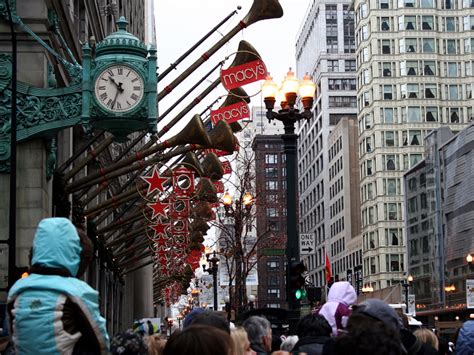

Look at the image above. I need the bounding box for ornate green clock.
[82,17,157,142]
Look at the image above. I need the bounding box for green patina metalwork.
[82,16,157,142]
[0,9,157,172]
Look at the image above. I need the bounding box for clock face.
[94,65,145,113]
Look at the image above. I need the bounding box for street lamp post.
[202,251,220,311]
[262,70,316,309]
[402,275,414,314]
[221,190,254,313]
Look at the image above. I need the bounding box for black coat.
[292,335,331,355]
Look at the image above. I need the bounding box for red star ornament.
[147,200,169,219]
[141,166,168,195]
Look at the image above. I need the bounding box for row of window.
[331,237,346,257]
[265,180,287,190]
[362,202,404,225]
[361,178,402,202]
[361,153,423,178]
[330,216,345,237]
[357,0,473,16]
[329,136,343,162]
[330,196,345,219]
[359,91,471,123]
[358,39,474,67]
[359,106,473,129]
[327,59,357,73]
[264,153,285,164]
[363,228,403,251]
[330,176,344,199]
[367,60,473,80]
[376,15,474,33]
[328,78,357,91]
[364,253,405,275]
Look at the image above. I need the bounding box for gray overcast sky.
[154,0,310,135]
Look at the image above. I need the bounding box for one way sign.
[299,233,315,256]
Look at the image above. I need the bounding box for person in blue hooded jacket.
[455,320,474,355]
[7,217,109,354]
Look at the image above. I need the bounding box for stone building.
[0,0,154,334]
[295,0,358,287]
[353,0,473,290]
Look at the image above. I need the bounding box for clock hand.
[111,84,123,109]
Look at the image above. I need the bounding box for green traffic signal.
[295,288,307,300]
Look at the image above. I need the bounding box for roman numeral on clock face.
[131,93,139,101]
[100,93,108,100]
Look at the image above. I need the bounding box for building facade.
[327,117,363,292]
[0,0,154,334]
[295,0,358,288]
[404,124,473,318]
[353,0,473,289]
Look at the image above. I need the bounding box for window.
[381,17,390,31]
[267,288,280,298]
[465,39,474,54]
[266,207,278,217]
[446,39,458,54]
[384,131,395,146]
[407,107,421,122]
[464,15,474,30]
[328,60,339,72]
[424,61,436,75]
[383,85,393,100]
[385,229,400,246]
[265,167,278,178]
[265,154,278,164]
[446,17,456,32]
[401,84,419,98]
[382,39,392,54]
[386,178,398,195]
[401,61,418,76]
[400,38,417,53]
[327,37,338,53]
[422,38,435,53]
[410,154,422,167]
[425,84,437,98]
[403,130,421,145]
[382,62,392,77]
[345,60,356,71]
[450,108,460,122]
[384,154,397,170]
[381,108,395,123]
[267,261,279,270]
[448,85,460,100]
[385,203,399,220]
[426,106,438,121]
[380,0,390,8]
[268,275,280,286]
[399,16,416,30]
[420,0,434,7]
[266,181,278,190]
[422,16,434,30]
[387,254,401,272]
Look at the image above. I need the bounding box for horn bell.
[195,177,218,203]
[166,114,211,147]
[242,0,284,27]
[180,152,205,176]
[230,40,261,67]
[202,152,224,181]
[207,120,236,153]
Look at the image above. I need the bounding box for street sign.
[299,233,315,256]
[467,279,474,308]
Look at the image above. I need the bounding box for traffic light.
[288,261,306,306]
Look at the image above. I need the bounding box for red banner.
[213,180,224,194]
[221,160,232,175]
[210,101,250,125]
[221,59,267,91]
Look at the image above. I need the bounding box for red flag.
[325,254,332,283]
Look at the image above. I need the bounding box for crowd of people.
[2,218,474,355]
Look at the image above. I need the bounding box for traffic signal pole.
[282,119,300,310]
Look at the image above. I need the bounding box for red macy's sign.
[221,59,267,91]
[210,101,250,125]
